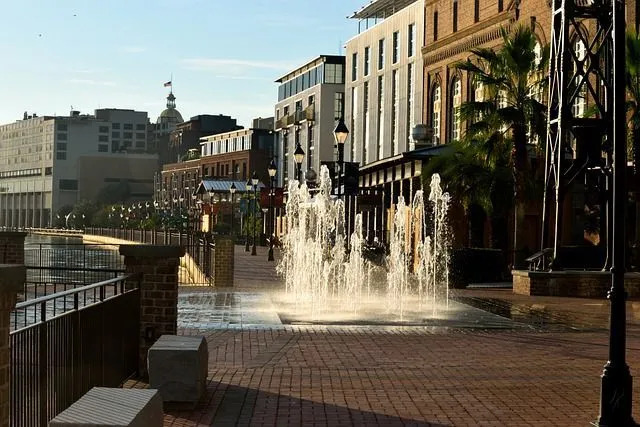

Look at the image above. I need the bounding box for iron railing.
[85,228,214,285]
[10,274,140,427]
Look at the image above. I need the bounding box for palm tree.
[453,25,549,267]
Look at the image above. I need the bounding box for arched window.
[533,41,542,68]
[572,39,586,118]
[431,84,441,144]
[449,77,462,142]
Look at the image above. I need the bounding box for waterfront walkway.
[128,245,640,426]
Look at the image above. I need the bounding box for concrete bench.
[147,334,208,402]
[49,387,163,427]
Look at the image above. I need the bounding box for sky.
[0,0,366,128]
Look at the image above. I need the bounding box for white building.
[344,0,425,165]
[274,55,345,186]
[0,109,158,228]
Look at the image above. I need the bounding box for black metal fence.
[85,227,214,286]
[10,274,140,427]
[23,243,125,299]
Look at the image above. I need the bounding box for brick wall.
[513,270,640,298]
[214,237,234,287]
[0,232,26,265]
[119,245,185,378]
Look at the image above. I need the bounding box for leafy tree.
[452,25,549,266]
[95,181,131,205]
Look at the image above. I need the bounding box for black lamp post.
[229,182,236,239]
[294,143,305,182]
[245,179,251,252]
[251,171,259,256]
[267,159,277,261]
[333,118,349,199]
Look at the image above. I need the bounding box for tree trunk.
[512,122,529,269]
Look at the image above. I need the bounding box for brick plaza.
[128,246,640,426]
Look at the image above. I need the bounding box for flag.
[163,81,172,87]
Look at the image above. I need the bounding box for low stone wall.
[512,270,640,297]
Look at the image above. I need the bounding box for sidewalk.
[129,249,640,426]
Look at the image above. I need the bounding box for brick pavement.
[126,245,640,426]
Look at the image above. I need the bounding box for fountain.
[276,165,451,324]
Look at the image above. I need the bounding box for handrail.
[15,273,137,310]
[25,265,125,273]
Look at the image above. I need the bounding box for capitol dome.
[156,92,183,134]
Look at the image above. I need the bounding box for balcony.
[304,104,315,122]
[275,114,293,130]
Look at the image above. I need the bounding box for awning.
[193,179,266,196]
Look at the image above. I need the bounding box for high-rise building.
[168,114,243,164]
[0,109,158,227]
[274,55,345,186]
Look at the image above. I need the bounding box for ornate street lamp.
[251,171,259,256]
[294,143,305,182]
[267,159,277,261]
[245,178,251,252]
[229,182,236,239]
[333,118,349,199]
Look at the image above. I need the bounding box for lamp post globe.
[294,144,305,182]
[267,159,277,262]
[333,118,349,199]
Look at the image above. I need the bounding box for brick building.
[167,114,242,164]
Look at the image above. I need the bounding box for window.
[123,123,133,130]
[392,70,399,154]
[59,179,77,190]
[393,31,400,64]
[431,84,441,144]
[112,131,120,138]
[474,0,480,22]
[57,133,67,141]
[352,52,358,81]
[497,89,508,132]
[99,126,109,133]
[453,0,458,32]
[99,135,108,142]
[573,40,586,118]
[136,124,145,130]
[334,92,345,120]
[407,64,415,147]
[378,39,385,70]
[449,77,462,142]
[136,132,145,139]
[123,132,133,139]
[98,144,108,152]
[433,12,438,41]
[56,152,66,160]
[112,123,120,129]
[364,47,370,76]
[408,24,415,57]
[111,141,119,152]
[533,41,542,68]
[498,0,503,11]
[324,63,345,84]
[363,81,370,163]
[57,142,67,151]
[351,87,358,160]
[57,123,68,131]
[377,76,385,159]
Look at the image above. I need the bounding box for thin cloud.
[181,58,298,72]
[68,79,116,87]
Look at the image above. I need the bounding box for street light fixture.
[251,171,259,256]
[333,118,349,199]
[229,182,236,239]
[267,159,277,262]
[294,144,305,182]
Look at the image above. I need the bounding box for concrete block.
[147,335,208,402]
[49,387,163,427]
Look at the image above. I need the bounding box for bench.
[147,334,208,402]
[49,387,163,426]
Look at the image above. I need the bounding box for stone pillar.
[0,231,27,265]
[214,237,234,287]
[0,264,25,427]
[119,245,185,378]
